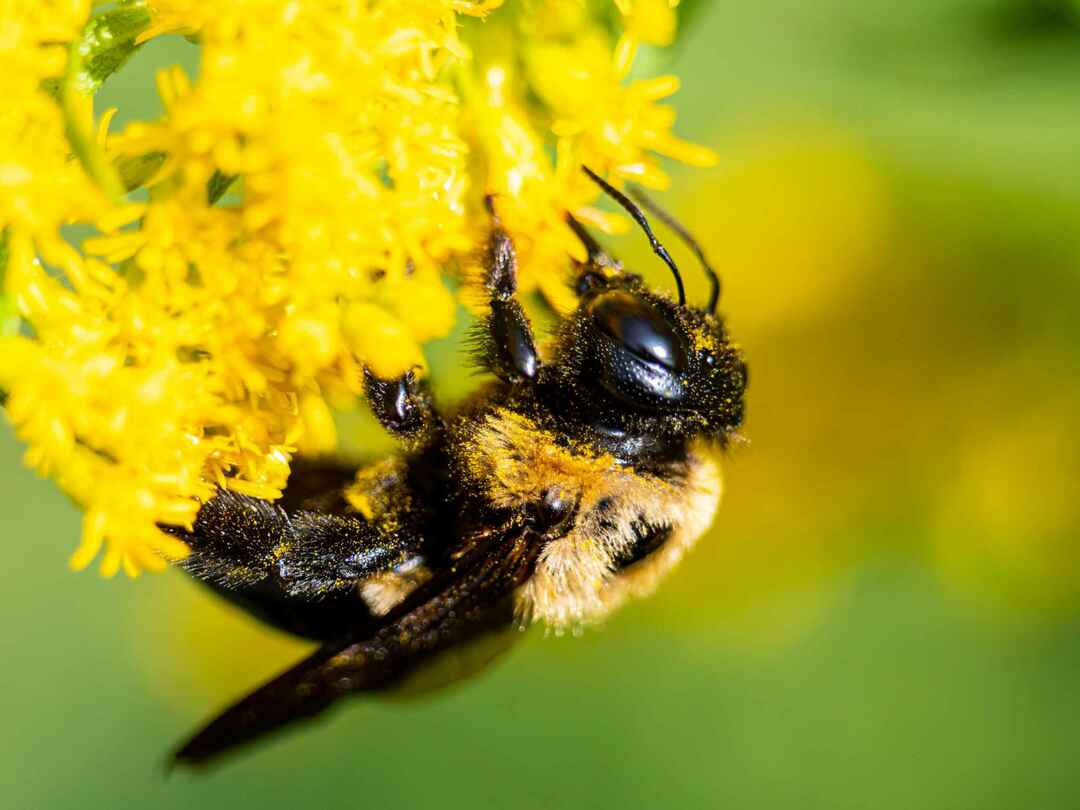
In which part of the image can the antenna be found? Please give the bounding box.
[628,185,720,313]
[581,166,686,307]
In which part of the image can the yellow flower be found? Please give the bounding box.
[1,2,105,249]
[1,0,714,576]
[616,0,679,48]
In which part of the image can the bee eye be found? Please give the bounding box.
[589,291,687,373]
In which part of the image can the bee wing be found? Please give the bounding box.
[172,526,542,768]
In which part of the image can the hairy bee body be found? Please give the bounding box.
[170,175,747,766]
[359,394,722,631]
[454,401,721,629]
[199,388,721,639]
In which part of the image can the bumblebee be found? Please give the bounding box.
[170,167,748,766]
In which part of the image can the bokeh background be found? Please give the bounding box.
[5,1,1080,807]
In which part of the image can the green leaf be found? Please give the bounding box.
[57,4,156,201]
[115,151,168,192]
[116,157,235,201]
[207,171,238,205]
[675,0,712,36]
[61,40,125,202]
[74,6,153,96]
[40,5,156,104]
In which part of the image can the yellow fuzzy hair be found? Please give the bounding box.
[457,409,722,632]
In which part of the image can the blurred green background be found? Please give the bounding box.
[5,0,1080,807]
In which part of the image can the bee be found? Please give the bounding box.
[170,166,748,766]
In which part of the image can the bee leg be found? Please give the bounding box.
[363,366,440,442]
[566,213,621,274]
[172,525,544,767]
[477,197,539,384]
[566,214,634,300]
[175,489,422,599]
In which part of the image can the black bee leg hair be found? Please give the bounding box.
[174,489,423,599]
[477,196,539,383]
[363,366,440,443]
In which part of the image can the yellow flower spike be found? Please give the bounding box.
[613,35,638,79]
[384,273,458,344]
[0,337,40,390]
[133,541,170,572]
[95,203,146,234]
[297,392,338,455]
[82,232,144,263]
[96,107,118,146]
[154,529,194,562]
[635,75,682,102]
[614,161,671,189]
[154,64,189,110]
[538,272,580,316]
[617,0,679,48]
[70,507,107,572]
[342,301,427,380]
[278,307,343,372]
[573,205,632,235]
[645,132,720,168]
[452,0,505,16]
[3,0,711,577]
[99,542,124,578]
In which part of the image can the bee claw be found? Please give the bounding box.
[363,367,429,436]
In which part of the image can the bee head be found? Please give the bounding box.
[544,167,747,451]
[568,270,746,439]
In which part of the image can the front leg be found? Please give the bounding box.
[566,213,621,276]
[475,197,540,383]
[363,367,439,445]
[565,214,639,302]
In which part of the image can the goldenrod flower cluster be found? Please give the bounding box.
[0,0,713,577]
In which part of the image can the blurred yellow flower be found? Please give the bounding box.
[0,0,711,577]
[933,386,1080,618]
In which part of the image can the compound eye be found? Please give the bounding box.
[589,291,687,373]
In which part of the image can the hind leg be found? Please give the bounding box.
[178,489,426,600]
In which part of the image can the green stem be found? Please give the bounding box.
[62,37,125,202]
